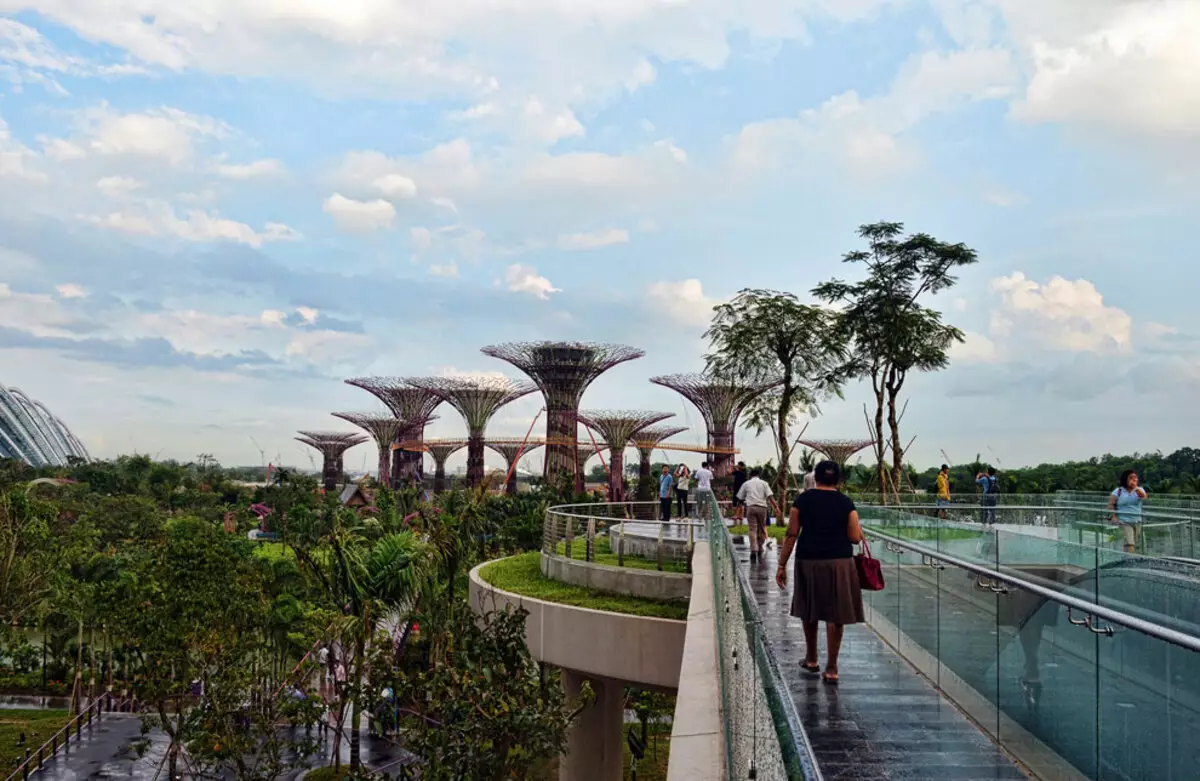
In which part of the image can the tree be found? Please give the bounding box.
[814,223,976,498]
[704,289,847,502]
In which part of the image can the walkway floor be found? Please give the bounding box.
[741,538,1031,781]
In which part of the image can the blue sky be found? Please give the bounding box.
[1,0,1198,474]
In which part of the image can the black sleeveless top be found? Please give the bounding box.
[793,489,856,560]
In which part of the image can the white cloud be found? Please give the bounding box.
[0,282,77,337]
[372,173,418,200]
[505,264,560,300]
[431,196,458,213]
[557,228,630,251]
[626,60,657,92]
[214,158,284,179]
[949,330,998,363]
[295,306,319,325]
[332,141,483,203]
[69,104,229,165]
[1006,1,1200,140]
[0,117,46,182]
[39,137,85,162]
[646,278,720,326]
[429,263,459,277]
[322,193,396,233]
[988,272,1133,354]
[55,283,88,299]
[731,47,1017,179]
[96,175,143,197]
[82,200,300,247]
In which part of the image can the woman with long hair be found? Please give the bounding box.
[674,464,691,518]
[775,460,864,685]
[1109,469,1147,554]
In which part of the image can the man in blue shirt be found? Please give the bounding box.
[976,467,999,524]
[659,465,675,522]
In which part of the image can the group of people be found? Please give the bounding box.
[658,461,714,521]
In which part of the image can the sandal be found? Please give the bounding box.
[800,661,820,675]
[822,672,839,686]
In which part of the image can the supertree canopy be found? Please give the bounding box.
[486,440,545,496]
[799,438,876,470]
[631,425,688,500]
[344,377,443,487]
[481,341,644,489]
[405,376,537,486]
[578,410,674,502]
[649,373,782,477]
[424,439,469,494]
[295,431,367,493]
[331,412,404,488]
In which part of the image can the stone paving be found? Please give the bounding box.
[741,538,1031,781]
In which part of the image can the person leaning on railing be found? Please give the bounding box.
[775,459,865,685]
[1110,469,1147,554]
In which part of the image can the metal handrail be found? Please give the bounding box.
[860,503,1200,523]
[5,692,116,781]
[864,527,1200,654]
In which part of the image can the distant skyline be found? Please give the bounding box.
[1,1,1198,474]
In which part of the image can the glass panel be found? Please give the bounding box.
[995,565,1099,779]
[935,550,1000,739]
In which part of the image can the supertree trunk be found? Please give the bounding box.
[637,449,653,501]
[466,435,485,487]
[608,451,625,502]
[711,430,734,478]
[323,455,340,493]
[506,470,519,496]
[434,463,448,494]
[391,446,405,490]
[377,447,391,489]
[546,406,576,482]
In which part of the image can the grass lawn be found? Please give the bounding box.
[625,724,671,780]
[0,709,70,773]
[553,534,689,574]
[479,553,688,621]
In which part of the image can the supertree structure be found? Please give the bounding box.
[344,377,443,487]
[405,376,537,486]
[798,438,876,471]
[631,425,688,500]
[486,441,545,496]
[331,412,405,488]
[295,431,367,493]
[574,441,608,484]
[481,341,644,489]
[649,373,782,477]
[578,411,674,502]
[424,439,469,493]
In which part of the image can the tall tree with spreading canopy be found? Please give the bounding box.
[813,222,977,498]
[704,289,846,502]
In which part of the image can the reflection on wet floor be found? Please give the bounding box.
[32,715,414,781]
[740,534,1032,781]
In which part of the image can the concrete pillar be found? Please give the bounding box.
[560,671,624,781]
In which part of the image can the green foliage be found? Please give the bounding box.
[0,709,70,773]
[392,606,578,781]
[704,288,847,500]
[814,222,976,493]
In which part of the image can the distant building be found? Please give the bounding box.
[0,384,89,467]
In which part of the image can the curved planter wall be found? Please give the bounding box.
[539,553,692,601]
[469,558,686,689]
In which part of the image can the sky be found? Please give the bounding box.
[1,0,1198,476]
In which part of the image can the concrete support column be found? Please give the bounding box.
[560,671,624,781]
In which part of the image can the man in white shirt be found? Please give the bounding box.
[693,461,714,519]
[803,469,817,492]
[737,467,776,562]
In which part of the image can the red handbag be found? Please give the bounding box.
[855,538,885,591]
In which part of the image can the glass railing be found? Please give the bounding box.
[861,523,1200,781]
[704,499,822,780]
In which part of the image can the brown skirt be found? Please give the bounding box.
[790,557,864,625]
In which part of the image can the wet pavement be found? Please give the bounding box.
[29,715,414,781]
[740,537,1031,781]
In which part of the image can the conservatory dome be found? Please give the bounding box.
[0,384,89,467]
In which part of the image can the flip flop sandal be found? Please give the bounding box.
[800,662,821,675]
[822,673,840,686]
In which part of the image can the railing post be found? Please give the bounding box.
[51,735,57,756]
[37,746,43,770]
[23,747,30,780]
[585,518,596,563]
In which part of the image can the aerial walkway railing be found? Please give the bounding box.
[703,499,823,780]
[860,522,1200,780]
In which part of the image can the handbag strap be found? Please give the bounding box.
[860,536,873,559]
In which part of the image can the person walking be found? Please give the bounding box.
[737,467,777,562]
[658,465,674,523]
[1109,469,1147,554]
[731,461,748,522]
[976,467,999,525]
[675,464,692,518]
[694,461,714,519]
[803,468,817,492]
[936,464,952,519]
[775,460,864,685]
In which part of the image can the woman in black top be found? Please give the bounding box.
[775,460,864,685]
